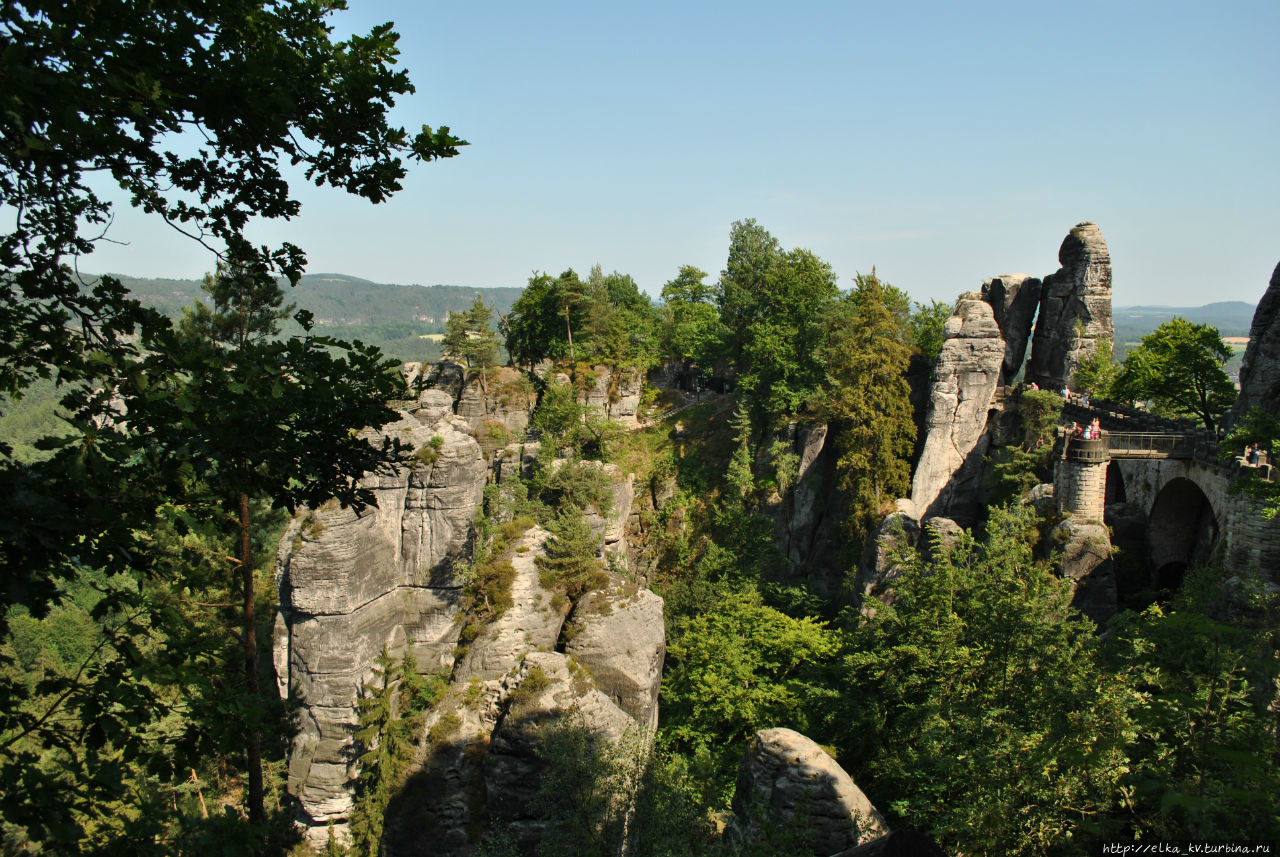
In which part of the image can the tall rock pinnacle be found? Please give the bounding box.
[1027,221,1114,391]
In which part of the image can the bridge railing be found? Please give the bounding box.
[1105,431,1194,459]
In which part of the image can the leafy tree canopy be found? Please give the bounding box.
[1113,318,1236,430]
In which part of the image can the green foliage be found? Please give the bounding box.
[1072,339,1119,398]
[1114,317,1236,430]
[536,512,606,600]
[818,272,916,549]
[442,295,501,371]
[504,268,660,371]
[660,265,725,369]
[0,1,460,847]
[1106,567,1280,841]
[663,586,842,800]
[841,505,1137,853]
[984,389,1063,504]
[1018,388,1066,449]
[909,299,951,364]
[717,220,839,423]
[349,650,442,857]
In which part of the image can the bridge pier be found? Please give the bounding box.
[1056,436,1109,519]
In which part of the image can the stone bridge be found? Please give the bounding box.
[1053,397,1279,581]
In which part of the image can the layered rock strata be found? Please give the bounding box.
[1026,221,1114,391]
[276,410,486,831]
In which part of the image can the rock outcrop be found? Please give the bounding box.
[1047,518,1118,625]
[1027,221,1114,391]
[276,410,487,831]
[907,294,1004,521]
[980,274,1043,385]
[564,583,666,730]
[279,359,658,847]
[727,728,888,856]
[1228,260,1280,426]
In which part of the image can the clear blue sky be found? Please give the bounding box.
[87,0,1279,307]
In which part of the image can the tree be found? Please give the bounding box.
[716,220,838,424]
[660,265,722,370]
[1113,318,1236,430]
[1,2,462,849]
[819,273,916,549]
[157,248,409,830]
[1072,339,1119,398]
[442,295,500,371]
[536,511,605,599]
[840,505,1138,853]
[909,299,951,365]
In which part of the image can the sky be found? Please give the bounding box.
[85,0,1279,307]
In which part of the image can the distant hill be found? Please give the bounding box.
[1113,301,1255,347]
[100,272,525,363]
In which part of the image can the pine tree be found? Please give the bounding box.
[819,272,916,549]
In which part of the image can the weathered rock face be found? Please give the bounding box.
[483,652,637,848]
[1027,221,1114,391]
[727,728,889,856]
[565,583,665,730]
[1228,260,1280,426]
[388,557,663,857]
[454,366,537,442]
[277,411,487,831]
[980,274,1043,384]
[907,294,1004,521]
[854,511,921,612]
[454,527,569,683]
[1047,518,1117,626]
[578,364,645,426]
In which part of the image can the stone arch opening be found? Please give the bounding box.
[1104,460,1127,505]
[1147,477,1218,591]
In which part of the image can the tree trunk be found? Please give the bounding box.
[240,491,267,835]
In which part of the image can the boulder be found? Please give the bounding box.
[1027,222,1114,391]
[727,728,889,856]
[1228,260,1280,426]
[1048,517,1117,626]
[981,273,1043,385]
[908,294,1004,520]
[565,582,665,730]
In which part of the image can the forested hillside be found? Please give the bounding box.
[3,2,1279,856]
[108,273,525,363]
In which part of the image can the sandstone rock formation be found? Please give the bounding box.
[276,410,486,831]
[483,652,638,849]
[980,274,1043,384]
[1047,518,1117,625]
[1026,221,1114,391]
[907,294,1004,521]
[727,727,888,856]
[564,583,665,730]
[453,527,569,682]
[1228,260,1280,426]
[278,359,656,847]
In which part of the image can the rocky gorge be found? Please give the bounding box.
[273,222,1280,854]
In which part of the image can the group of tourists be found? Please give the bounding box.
[1071,418,1103,440]
[1242,443,1267,466]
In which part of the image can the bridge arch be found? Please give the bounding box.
[1147,476,1219,590]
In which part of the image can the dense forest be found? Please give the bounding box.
[2,3,1278,857]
